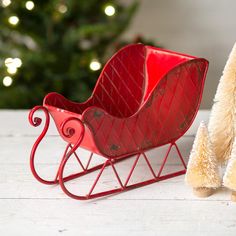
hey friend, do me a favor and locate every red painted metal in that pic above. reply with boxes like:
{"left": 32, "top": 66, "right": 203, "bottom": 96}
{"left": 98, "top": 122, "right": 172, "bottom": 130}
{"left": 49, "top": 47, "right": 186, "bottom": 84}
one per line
{"left": 28, "top": 44, "right": 209, "bottom": 200}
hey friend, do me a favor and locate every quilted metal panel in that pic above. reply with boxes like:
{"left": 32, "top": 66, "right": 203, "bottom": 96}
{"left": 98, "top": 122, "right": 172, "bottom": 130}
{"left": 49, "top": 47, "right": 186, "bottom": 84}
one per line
{"left": 82, "top": 58, "right": 208, "bottom": 157}
{"left": 91, "top": 44, "right": 146, "bottom": 117}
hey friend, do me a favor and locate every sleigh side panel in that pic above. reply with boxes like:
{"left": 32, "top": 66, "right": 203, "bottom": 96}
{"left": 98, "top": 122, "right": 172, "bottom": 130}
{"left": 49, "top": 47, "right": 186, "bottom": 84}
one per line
{"left": 82, "top": 58, "right": 208, "bottom": 158}
{"left": 45, "top": 105, "right": 100, "bottom": 154}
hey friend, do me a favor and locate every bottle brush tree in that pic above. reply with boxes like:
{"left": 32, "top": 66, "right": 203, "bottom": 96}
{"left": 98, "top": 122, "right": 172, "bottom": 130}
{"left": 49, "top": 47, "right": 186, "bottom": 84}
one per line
{"left": 208, "top": 42, "right": 236, "bottom": 164}
{"left": 185, "top": 121, "right": 221, "bottom": 197}
{"left": 223, "top": 137, "right": 236, "bottom": 202}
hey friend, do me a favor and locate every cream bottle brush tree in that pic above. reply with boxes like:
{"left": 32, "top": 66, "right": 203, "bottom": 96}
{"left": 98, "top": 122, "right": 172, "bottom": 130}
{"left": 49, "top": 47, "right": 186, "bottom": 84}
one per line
{"left": 208, "top": 42, "right": 236, "bottom": 164}
{"left": 185, "top": 121, "right": 221, "bottom": 197}
{"left": 223, "top": 137, "right": 236, "bottom": 202}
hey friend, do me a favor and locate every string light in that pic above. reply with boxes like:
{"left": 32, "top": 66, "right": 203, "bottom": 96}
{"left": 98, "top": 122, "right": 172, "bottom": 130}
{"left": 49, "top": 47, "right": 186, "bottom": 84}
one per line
{"left": 8, "top": 16, "right": 19, "bottom": 25}
{"left": 4, "top": 57, "right": 22, "bottom": 75}
{"left": 4, "top": 58, "right": 14, "bottom": 67}
{"left": 25, "top": 1, "right": 34, "bottom": 11}
{"left": 1, "top": 0, "right": 11, "bottom": 7}
{"left": 104, "top": 5, "right": 115, "bottom": 16}
{"left": 3, "top": 76, "right": 13, "bottom": 87}
{"left": 7, "top": 67, "right": 17, "bottom": 74}
{"left": 89, "top": 59, "right": 101, "bottom": 71}
{"left": 13, "top": 58, "right": 22, "bottom": 68}
{"left": 58, "top": 4, "right": 67, "bottom": 13}
{"left": 5, "top": 57, "right": 22, "bottom": 68}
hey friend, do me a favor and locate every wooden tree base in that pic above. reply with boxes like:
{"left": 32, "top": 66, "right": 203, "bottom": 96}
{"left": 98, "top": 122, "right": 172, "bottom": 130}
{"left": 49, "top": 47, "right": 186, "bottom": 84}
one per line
{"left": 193, "top": 187, "right": 213, "bottom": 198}
{"left": 231, "top": 191, "right": 236, "bottom": 202}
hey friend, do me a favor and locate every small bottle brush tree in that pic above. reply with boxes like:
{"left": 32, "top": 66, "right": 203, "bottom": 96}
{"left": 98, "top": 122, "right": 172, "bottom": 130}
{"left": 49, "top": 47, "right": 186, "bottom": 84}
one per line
{"left": 185, "top": 122, "right": 221, "bottom": 197}
{"left": 208, "top": 42, "right": 236, "bottom": 164}
{"left": 223, "top": 137, "right": 236, "bottom": 202}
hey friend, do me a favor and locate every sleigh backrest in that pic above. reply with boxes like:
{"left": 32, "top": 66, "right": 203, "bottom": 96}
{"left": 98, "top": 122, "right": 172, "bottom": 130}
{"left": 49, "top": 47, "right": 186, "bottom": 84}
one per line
{"left": 91, "top": 44, "right": 146, "bottom": 118}
{"left": 91, "top": 44, "right": 198, "bottom": 118}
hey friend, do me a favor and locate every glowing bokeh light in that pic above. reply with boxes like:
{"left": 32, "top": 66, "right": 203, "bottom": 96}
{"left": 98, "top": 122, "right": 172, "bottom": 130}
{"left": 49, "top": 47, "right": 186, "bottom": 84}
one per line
{"left": 58, "top": 4, "right": 67, "bottom": 13}
{"left": 2, "top": 0, "right": 11, "bottom": 8}
{"left": 3, "top": 76, "right": 13, "bottom": 87}
{"left": 89, "top": 60, "right": 101, "bottom": 71}
{"left": 104, "top": 5, "right": 115, "bottom": 16}
{"left": 25, "top": 1, "right": 35, "bottom": 11}
{"left": 8, "top": 16, "right": 19, "bottom": 25}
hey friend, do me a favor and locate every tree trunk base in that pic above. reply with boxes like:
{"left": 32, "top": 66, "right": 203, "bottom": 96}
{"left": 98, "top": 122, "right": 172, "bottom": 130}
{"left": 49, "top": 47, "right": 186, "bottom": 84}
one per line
{"left": 193, "top": 187, "right": 213, "bottom": 198}
{"left": 231, "top": 191, "right": 236, "bottom": 202}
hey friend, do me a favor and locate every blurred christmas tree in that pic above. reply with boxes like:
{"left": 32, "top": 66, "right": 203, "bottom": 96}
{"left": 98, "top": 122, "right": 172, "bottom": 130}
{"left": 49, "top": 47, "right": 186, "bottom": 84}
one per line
{"left": 0, "top": 0, "right": 142, "bottom": 108}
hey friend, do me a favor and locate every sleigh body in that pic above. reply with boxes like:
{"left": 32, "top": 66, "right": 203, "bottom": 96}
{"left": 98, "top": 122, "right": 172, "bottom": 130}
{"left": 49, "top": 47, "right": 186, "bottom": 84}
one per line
{"left": 29, "top": 44, "right": 209, "bottom": 200}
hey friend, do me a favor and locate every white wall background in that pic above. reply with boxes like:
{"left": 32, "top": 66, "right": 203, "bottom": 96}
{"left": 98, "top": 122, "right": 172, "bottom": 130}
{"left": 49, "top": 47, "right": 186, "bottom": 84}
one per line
{"left": 121, "top": 0, "right": 236, "bottom": 108}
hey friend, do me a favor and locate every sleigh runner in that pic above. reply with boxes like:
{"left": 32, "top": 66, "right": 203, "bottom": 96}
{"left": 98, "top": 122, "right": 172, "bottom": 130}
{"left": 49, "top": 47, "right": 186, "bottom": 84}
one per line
{"left": 29, "top": 44, "right": 208, "bottom": 200}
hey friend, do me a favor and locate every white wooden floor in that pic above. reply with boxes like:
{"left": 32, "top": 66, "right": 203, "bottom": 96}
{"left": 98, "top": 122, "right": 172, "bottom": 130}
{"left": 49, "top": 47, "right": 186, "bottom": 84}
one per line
{"left": 0, "top": 110, "right": 236, "bottom": 236}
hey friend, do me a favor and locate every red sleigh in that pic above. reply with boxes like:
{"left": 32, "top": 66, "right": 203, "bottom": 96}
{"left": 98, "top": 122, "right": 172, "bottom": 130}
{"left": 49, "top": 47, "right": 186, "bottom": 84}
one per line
{"left": 29, "top": 44, "right": 208, "bottom": 200}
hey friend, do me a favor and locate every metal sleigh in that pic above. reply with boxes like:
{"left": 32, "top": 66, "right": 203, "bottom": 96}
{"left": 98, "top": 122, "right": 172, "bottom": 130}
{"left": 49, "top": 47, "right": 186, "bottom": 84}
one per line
{"left": 29, "top": 44, "right": 209, "bottom": 200}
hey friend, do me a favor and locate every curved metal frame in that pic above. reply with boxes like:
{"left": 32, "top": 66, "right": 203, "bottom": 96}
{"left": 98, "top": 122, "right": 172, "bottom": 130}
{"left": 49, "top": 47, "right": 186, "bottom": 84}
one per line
{"left": 57, "top": 141, "right": 186, "bottom": 200}
{"left": 28, "top": 106, "right": 57, "bottom": 185}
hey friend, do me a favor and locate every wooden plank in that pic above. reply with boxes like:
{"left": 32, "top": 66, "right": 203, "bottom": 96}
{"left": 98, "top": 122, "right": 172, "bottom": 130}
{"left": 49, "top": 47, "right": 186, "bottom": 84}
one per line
{"left": 0, "top": 110, "right": 58, "bottom": 136}
{"left": 0, "top": 110, "right": 210, "bottom": 136}
{"left": 0, "top": 199, "right": 235, "bottom": 236}
{"left": 0, "top": 162, "right": 230, "bottom": 200}
{"left": 0, "top": 135, "right": 195, "bottom": 200}
{"left": 0, "top": 136, "right": 194, "bottom": 164}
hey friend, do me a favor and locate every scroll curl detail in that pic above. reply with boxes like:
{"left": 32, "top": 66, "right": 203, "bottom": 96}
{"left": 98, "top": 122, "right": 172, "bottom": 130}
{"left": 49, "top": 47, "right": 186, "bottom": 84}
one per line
{"left": 61, "top": 117, "right": 85, "bottom": 150}
{"left": 28, "top": 106, "right": 54, "bottom": 184}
